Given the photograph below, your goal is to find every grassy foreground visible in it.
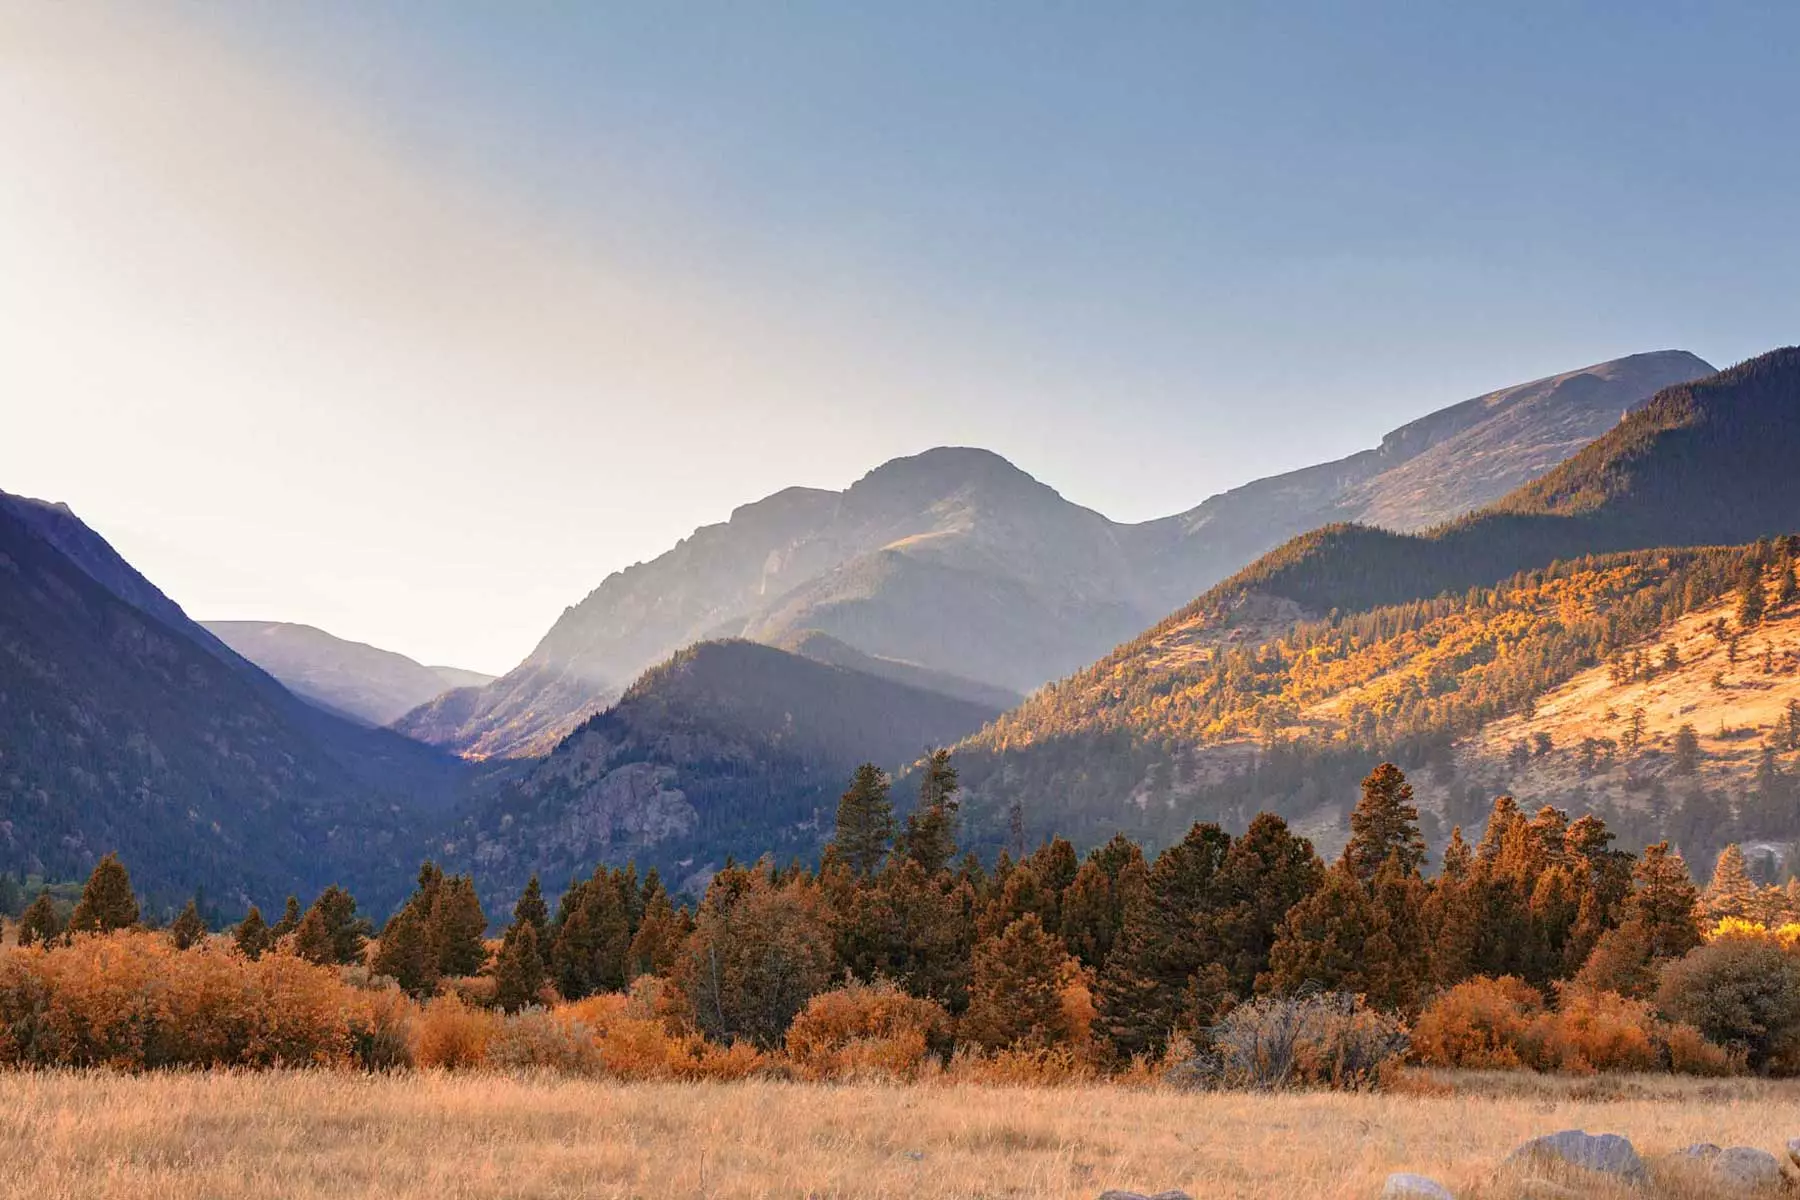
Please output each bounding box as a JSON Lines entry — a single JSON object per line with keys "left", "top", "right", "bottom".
{"left": 0, "top": 1071, "right": 1796, "bottom": 1199}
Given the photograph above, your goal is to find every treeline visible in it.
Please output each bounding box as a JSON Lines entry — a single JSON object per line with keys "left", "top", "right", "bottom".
{"left": 9, "top": 757, "right": 1800, "bottom": 1077}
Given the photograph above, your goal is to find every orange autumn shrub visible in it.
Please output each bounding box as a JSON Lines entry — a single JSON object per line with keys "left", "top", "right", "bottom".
{"left": 486, "top": 1006, "right": 602, "bottom": 1074}
{"left": 1411, "top": 976, "right": 1542, "bottom": 1069}
{"left": 0, "top": 933, "right": 361, "bottom": 1069}
{"left": 1664, "top": 1019, "right": 1743, "bottom": 1076}
{"left": 785, "top": 979, "right": 949, "bottom": 1081}
{"left": 411, "top": 994, "right": 499, "bottom": 1068}
{"left": 1526, "top": 987, "right": 1663, "bottom": 1073}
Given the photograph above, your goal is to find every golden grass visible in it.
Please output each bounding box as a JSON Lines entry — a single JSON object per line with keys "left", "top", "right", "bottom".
{"left": 0, "top": 1070, "right": 1795, "bottom": 1199}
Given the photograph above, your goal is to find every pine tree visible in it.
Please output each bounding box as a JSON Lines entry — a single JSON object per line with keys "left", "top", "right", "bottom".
{"left": 1631, "top": 842, "right": 1703, "bottom": 959}
{"left": 373, "top": 904, "right": 440, "bottom": 996}
{"left": 17, "top": 888, "right": 63, "bottom": 947}
{"left": 1423, "top": 828, "right": 1480, "bottom": 987}
{"left": 68, "top": 852, "right": 139, "bottom": 933}
{"left": 1737, "top": 561, "right": 1766, "bottom": 628}
{"left": 430, "top": 874, "right": 488, "bottom": 977}
{"left": 961, "top": 913, "right": 1074, "bottom": 1051}
{"left": 627, "top": 873, "right": 686, "bottom": 980}
{"left": 902, "top": 749, "right": 960, "bottom": 876}
{"left": 1363, "top": 853, "right": 1430, "bottom": 1012}
{"left": 513, "top": 874, "right": 549, "bottom": 942}
{"left": 1339, "top": 763, "right": 1426, "bottom": 883}
{"left": 829, "top": 763, "right": 896, "bottom": 877}
{"left": 169, "top": 898, "right": 208, "bottom": 950}
{"left": 1211, "top": 812, "right": 1325, "bottom": 994}
{"left": 294, "top": 885, "right": 370, "bottom": 965}
{"left": 492, "top": 921, "right": 547, "bottom": 1013}
{"left": 1672, "top": 724, "right": 1700, "bottom": 775}
{"left": 1702, "top": 844, "right": 1758, "bottom": 923}
{"left": 1094, "top": 822, "right": 1231, "bottom": 1056}
{"left": 234, "top": 905, "right": 273, "bottom": 960}
{"left": 1263, "top": 866, "right": 1380, "bottom": 997}
{"left": 1776, "top": 551, "right": 1798, "bottom": 609}
{"left": 270, "top": 895, "right": 302, "bottom": 941}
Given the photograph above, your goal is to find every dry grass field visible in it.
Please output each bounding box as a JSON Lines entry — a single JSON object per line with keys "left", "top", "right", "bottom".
{"left": 0, "top": 1070, "right": 1795, "bottom": 1200}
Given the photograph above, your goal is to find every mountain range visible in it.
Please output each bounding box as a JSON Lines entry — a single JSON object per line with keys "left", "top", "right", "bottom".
{"left": 398, "top": 349, "right": 1711, "bottom": 760}
{"left": 10, "top": 343, "right": 1773, "bottom": 910}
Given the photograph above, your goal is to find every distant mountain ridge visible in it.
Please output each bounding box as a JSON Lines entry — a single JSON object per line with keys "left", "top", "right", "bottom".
{"left": 401, "top": 350, "right": 1711, "bottom": 759}
{"left": 203, "top": 620, "right": 490, "bottom": 727}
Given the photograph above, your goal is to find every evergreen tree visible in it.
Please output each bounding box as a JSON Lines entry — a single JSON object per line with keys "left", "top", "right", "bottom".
{"left": 513, "top": 874, "right": 549, "bottom": 942}
{"left": 1263, "top": 866, "right": 1381, "bottom": 998}
{"left": 829, "top": 763, "right": 896, "bottom": 877}
{"left": 270, "top": 895, "right": 302, "bottom": 941}
{"left": 492, "top": 921, "right": 546, "bottom": 1013}
{"left": 1672, "top": 724, "right": 1701, "bottom": 775}
{"left": 17, "top": 888, "right": 63, "bottom": 947}
{"left": 373, "top": 904, "right": 440, "bottom": 996}
{"left": 293, "top": 885, "right": 370, "bottom": 965}
{"left": 960, "top": 914, "right": 1073, "bottom": 1051}
{"left": 1423, "top": 828, "right": 1480, "bottom": 986}
{"left": 234, "top": 905, "right": 272, "bottom": 960}
{"left": 1737, "top": 561, "right": 1766, "bottom": 628}
{"left": 550, "top": 869, "right": 633, "bottom": 999}
{"left": 1702, "top": 844, "right": 1758, "bottom": 923}
{"left": 627, "top": 872, "right": 687, "bottom": 980}
{"left": 1340, "top": 763, "right": 1426, "bottom": 882}
{"left": 1058, "top": 841, "right": 1143, "bottom": 972}
{"left": 169, "top": 898, "right": 208, "bottom": 950}
{"left": 68, "top": 852, "right": 138, "bottom": 933}
{"left": 902, "top": 749, "right": 960, "bottom": 875}
{"left": 1094, "top": 822, "right": 1232, "bottom": 1056}
{"left": 1776, "top": 550, "right": 1798, "bottom": 609}
{"left": 834, "top": 856, "right": 973, "bottom": 1010}
{"left": 431, "top": 874, "right": 488, "bottom": 977}
{"left": 1363, "top": 853, "right": 1430, "bottom": 1012}
{"left": 1211, "top": 812, "right": 1325, "bottom": 994}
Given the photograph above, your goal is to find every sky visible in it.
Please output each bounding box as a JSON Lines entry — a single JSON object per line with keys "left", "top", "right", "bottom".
{"left": 3, "top": 4, "right": 1798, "bottom": 675}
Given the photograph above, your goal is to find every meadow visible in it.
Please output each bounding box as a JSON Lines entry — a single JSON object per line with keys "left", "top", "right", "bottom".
{"left": 0, "top": 1070, "right": 1795, "bottom": 1200}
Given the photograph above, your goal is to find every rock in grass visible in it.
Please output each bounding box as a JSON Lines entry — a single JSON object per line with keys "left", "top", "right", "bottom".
{"left": 1097, "top": 1191, "right": 1193, "bottom": 1200}
{"left": 1677, "top": 1143, "right": 1722, "bottom": 1160}
{"left": 1710, "top": 1147, "right": 1785, "bottom": 1191}
{"left": 1787, "top": 1137, "right": 1800, "bottom": 1169}
{"left": 1380, "top": 1172, "right": 1453, "bottom": 1199}
{"left": 1503, "top": 1130, "right": 1647, "bottom": 1183}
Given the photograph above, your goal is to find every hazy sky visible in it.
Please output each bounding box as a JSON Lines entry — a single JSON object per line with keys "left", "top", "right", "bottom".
{"left": 4, "top": 4, "right": 1797, "bottom": 674}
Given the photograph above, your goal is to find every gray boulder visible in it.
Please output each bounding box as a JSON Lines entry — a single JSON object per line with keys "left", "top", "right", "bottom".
{"left": 1678, "top": 1143, "right": 1722, "bottom": 1160}
{"left": 1711, "top": 1147, "right": 1785, "bottom": 1191}
{"left": 1097, "top": 1192, "right": 1193, "bottom": 1200}
{"left": 1503, "top": 1131, "right": 1647, "bottom": 1183}
{"left": 1788, "top": 1137, "right": 1800, "bottom": 1169}
{"left": 1380, "top": 1173, "right": 1453, "bottom": 1199}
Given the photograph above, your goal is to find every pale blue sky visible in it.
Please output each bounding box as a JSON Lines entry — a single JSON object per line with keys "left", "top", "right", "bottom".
{"left": 3, "top": 4, "right": 1796, "bottom": 672}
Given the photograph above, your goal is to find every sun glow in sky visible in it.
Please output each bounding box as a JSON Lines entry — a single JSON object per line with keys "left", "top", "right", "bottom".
{"left": 4, "top": 3, "right": 1798, "bottom": 673}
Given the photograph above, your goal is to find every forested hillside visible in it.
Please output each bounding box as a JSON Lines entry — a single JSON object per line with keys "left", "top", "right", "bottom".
{"left": 434, "top": 639, "right": 1002, "bottom": 900}
{"left": 954, "top": 540, "right": 1800, "bottom": 871}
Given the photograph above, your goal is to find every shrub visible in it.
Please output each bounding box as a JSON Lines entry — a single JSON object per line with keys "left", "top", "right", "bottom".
{"left": 785, "top": 979, "right": 949, "bottom": 1081}
{"left": 1412, "top": 976, "right": 1541, "bottom": 1069}
{"left": 348, "top": 984, "right": 416, "bottom": 1071}
{"left": 1527, "top": 987, "right": 1663, "bottom": 1074}
{"left": 0, "top": 933, "right": 359, "bottom": 1069}
{"left": 1171, "top": 992, "right": 1407, "bottom": 1091}
{"left": 486, "top": 1007, "right": 600, "bottom": 1074}
{"left": 1655, "top": 934, "right": 1800, "bottom": 1073}
{"left": 410, "top": 994, "right": 499, "bottom": 1069}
